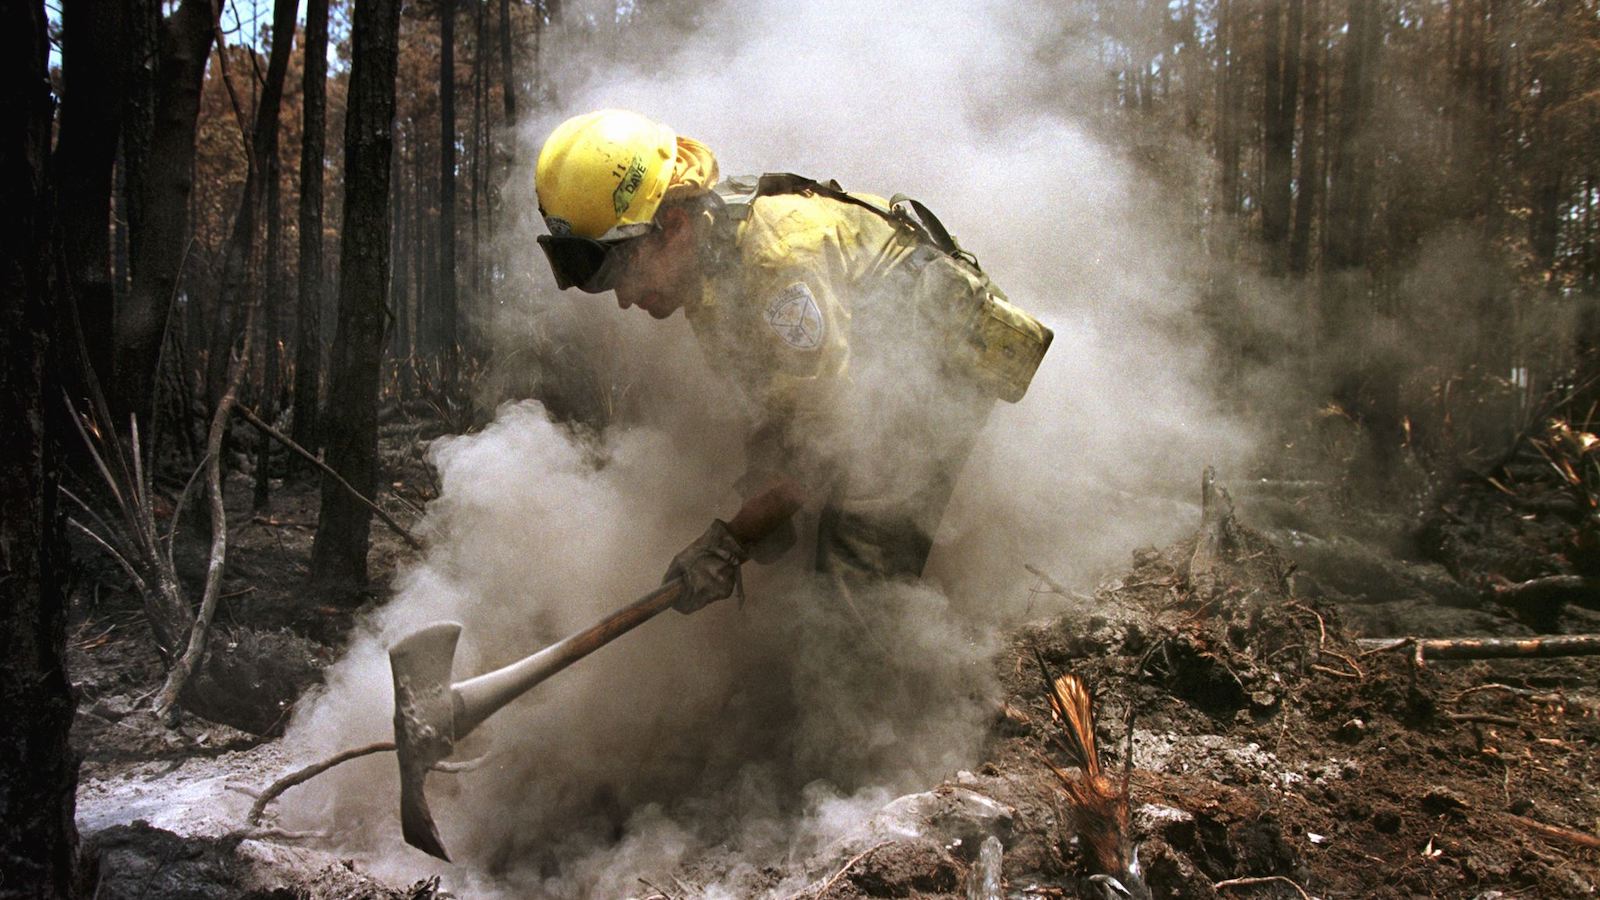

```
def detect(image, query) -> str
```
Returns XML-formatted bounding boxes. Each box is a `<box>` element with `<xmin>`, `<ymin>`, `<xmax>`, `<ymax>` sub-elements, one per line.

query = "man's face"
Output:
<box><xmin>613</xmin><ymin>209</ymin><xmax>698</xmax><ymax>319</ymax></box>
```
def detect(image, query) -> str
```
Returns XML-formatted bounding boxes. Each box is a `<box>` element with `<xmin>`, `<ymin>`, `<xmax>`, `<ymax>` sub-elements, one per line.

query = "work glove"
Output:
<box><xmin>663</xmin><ymin>519</ymin><xmax>747</xmax><ymax>614</ymax></box>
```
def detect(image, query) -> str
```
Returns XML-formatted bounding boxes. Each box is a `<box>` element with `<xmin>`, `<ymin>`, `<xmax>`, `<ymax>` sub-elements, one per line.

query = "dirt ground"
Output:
<box><xmin>66</xmin><ymin>424</ymin><xmax>1600</xmax><ymax>899</ymax></box>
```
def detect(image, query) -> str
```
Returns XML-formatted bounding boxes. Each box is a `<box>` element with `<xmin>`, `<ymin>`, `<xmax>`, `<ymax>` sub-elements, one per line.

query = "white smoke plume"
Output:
<box><xmin>279</xmin><ymin>0</ymin><xmax>1258</xmax><ymax>894</ymax></box>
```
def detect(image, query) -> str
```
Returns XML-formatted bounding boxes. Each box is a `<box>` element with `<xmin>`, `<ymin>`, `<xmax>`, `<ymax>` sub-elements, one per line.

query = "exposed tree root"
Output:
<box><xmin>1214</xmin><ymin>875</ymin><xmax>1314</xmax><ymax>899</ymax></box>
<box><xmin>235</xmin><ymin>403</ymin><xmax>423</xmax><ymax>550</ymax></box>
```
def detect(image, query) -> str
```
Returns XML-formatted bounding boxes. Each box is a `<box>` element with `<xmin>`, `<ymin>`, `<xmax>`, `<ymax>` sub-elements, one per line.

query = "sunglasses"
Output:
<box><xmin>537</xmin><ymin>222</ymin><xmax>657</xmax><ymax>294</ymax></box>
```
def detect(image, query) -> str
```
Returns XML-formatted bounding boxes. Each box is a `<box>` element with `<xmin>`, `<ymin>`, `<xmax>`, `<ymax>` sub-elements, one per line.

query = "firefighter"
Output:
<box><xmin>533</xmin><ymin>109</ymin><xmax>1051</xmax><ymax>616</ymax></box>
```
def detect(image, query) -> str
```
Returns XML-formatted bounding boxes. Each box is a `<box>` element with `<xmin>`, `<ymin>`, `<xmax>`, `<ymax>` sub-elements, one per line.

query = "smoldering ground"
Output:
<box><xmin>278</xmin><ymin>0</ymin><xmax>1258</xmax><ymax>895</ymax></box>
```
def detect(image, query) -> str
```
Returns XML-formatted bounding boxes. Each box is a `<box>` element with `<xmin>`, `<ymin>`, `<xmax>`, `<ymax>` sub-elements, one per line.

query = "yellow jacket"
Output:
<box><xmin>686</xmin><ymin>188</ymin><xmax>984</xmax><ymax>505</ymax></box>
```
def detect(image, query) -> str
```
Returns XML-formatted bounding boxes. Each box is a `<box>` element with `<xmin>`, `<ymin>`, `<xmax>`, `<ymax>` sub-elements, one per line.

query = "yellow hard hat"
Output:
<box><xmin>535</xmin><ymin>109</ymin><xmax>678</xmax><ymax>240</ymax></box>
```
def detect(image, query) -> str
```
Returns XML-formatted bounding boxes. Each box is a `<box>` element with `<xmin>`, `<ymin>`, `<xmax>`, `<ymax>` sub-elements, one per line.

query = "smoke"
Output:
<box><xmin>279</xmin><ymin>0</ymin><xmax>1258</xmax><ymax>894</ymax></box>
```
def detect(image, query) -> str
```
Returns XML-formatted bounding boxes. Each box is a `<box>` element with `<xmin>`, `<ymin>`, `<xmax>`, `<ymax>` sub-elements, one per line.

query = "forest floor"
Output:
<box><xmin>65</xmin><ymin>420</ymin><xmax>1600</xmax><ymax>899</ymax></box>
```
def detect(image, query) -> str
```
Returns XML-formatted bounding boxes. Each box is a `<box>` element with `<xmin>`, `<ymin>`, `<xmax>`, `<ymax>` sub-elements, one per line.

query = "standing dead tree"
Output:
<box><xmin>120</xmin><ymin>0</ymin><xmax>223</xmax><ymax>438</ymax></box>
<box><xmin>292</xmin><ymin>0</ymin><xmax>332</xmax><ymax>456</ymax></box>
<box><xmin>311</xmin><ymin>0</ymin><xmax>404</xmax><ymax>592</ymax></box>
<box><xmin>1</xmin><ymin>0</ymin><xmax>78</xmax><ymax>889</ymax></box>
<box><xmin>204</xmin><ymin>0</ymin><xmax>297</xmax><ymax>409</ymax></box>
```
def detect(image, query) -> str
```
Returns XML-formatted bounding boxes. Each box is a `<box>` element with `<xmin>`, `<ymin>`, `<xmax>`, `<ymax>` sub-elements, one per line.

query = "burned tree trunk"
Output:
<box><xmin>1324</xmin><ymin>0</ymin><xmax>1379</xmax><ymax>274</ymax></box>
<box><xmin>205</xmin><ymin>0</ymin><xmax>298</xmax><ymax>408</ymax></box>
<box><xmin>52</xmin><ymin>0</ymin><xmax>128</xmax><ymax>396</ymax></box>
<box><xmin>1262</xmin><ymin>0</ymin><xmax>1302</xmax><ymax>276</ymax></box>
<box><xmin>311</xmin><ymin>0</ymin><xmax>403</xmax><ymax>593</ymax></box>
<box><xmin>120</xmin><ymin>0</ymin><xmax>222</xmax><ymax>439</ymax></box>
<box><xmin>0</xmin><ymin>1</ymin><xmax>78</xmax><ymax>892</ymax></box>
<box><xmin>438</xmin><ymin>0</ymin><xmax>460</xmax><ymax>389</ymax></box>
<box><xmin>499</xmin><ymin>0</ymin><xmax>517</xmax><ymax>120</ymax></box>
<box><xmin>254</xmin><ymin>151</ymin><xmax>284</xmax><ymax>511</ymax></box>
<box><xmin>292</xmin><ymin>0</ymin><xmax>331</xmax><ymax>455</ymax></box>
<box><xmin>1289</xmin><ymin>0</ymin><xmax>1323</xmax><ymax>276</ymax></box>
<box><xmin>1215</xmin><ymin>0</ymin><xmax>1241</xmax><ymax>218</ymax></box>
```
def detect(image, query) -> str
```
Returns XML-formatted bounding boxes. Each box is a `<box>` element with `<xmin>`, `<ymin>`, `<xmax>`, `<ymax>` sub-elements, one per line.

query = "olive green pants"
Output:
<box><xmin>813</xmin><ymin>391</ymin><xmax>993</xmax><ymax>584</ymax></box>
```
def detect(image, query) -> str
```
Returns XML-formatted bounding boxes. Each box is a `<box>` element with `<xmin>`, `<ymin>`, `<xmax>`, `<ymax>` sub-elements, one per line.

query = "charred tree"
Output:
<box><xmin>1322</xmin><ymin>0</ymin><xmax>1400</xmax><ymax>483</ymax></box>
<box><xmin>254</xmin><ymin>147</ymin><xmax>284</xmax><ymax>511</ymax></box>
<box><xmin>499</xmin><ymin>0</ymin><xmax>517</xmax><ymax>120</ymax></box>
<box><xmin>1324</xmin><ymin>0</ymin><xmax>1380</xmax><ymax>273</ymax></box>
<box><xmin>119</xmin><ymin>0</ymin><xmax>221</xmax><ymax>441</ymax></box>
<box><xmin>438</xmin><ymin>0</ymin><xmax>460</xmax><ymax>390</ymax></box>
<box><xmin>1215</xmin><ymin>0</ymin><xmax>1242</xmax><ymax>219</ymax></box>
<box><xmin>1262</xmin><ymin>0</ymin><xmax>1302</xmax><ymax>275</ymax></box>
<box><xmin>292</xmin><ymin>0</ymin><xmax>332</xmax><ymax>455</ymax></box>
<box><xmin>205</xmin><ymin>0</ymin><xmax>298</xmax><ymax>408</ymax></box>
<box><xmin>1288</xmin><ymin>0</ymin><xmax>1323</xmax><ymax>276</ymax></box>
<box><xmin>311</xmin><ymin>0</ymin><xmax>403</xmax><ymax>593</ymax></box>
<box><xmin>0</xmin><ymin>1</ymin><xmax>78</xmax><ymax>893</ymax></box>
<box><xmin>52</xmin><ymin>0</ymin><xmax>128</xmax><ymax>397</ymax></box>
<box><xmin>471</xmin><ymin>0</ymin><xmax>486</xmax><ymax>345</ymax></box>
<box><xmin>390</xmin><ymin>124</ymin><xmax>410</xmax><ymax>393</ymax></box>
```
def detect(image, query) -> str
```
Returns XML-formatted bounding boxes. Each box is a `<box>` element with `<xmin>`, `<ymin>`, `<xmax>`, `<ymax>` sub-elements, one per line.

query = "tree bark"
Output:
<box><xmin>292</xmin><ymin>0</ymin><xmax>331</xmax><ymax>455</ymax></box>
<box><xmin>1215</xmin><ymin>0</ymin><xmax>1240</xmax><ymax>218</ymax></box>
<box><xmin>1324</xmin><ymin>0</ymin><xmax>1378</xmax><ymax>273</ymax></box>
<box><xmin>471</xmin><ymin>0</ymin><xmax>486</xmax><ymax>356</ymax></box>
<box><xmin>1261</xmin><ymin>0</ymin><xmax>1287</xmax><ymax>269</ymax></box>
<box><xmin>1358</xmin><ymin>635</ymin><xmax>1600</xmax><ymax>660</ymax></box>
<box><xmin>0</xmin><ymin>1</ymin><xmax>78</xmax><ymax>892</ymax></box>
<box><xmin>391</xmin><ymin>128</ymin><xmax>412</xmax><ymax>396</ymax></box>
<box><xmin>438</xmin><ymin>0</ymin><xmax>459</xmax><ymax>389</ymax></box>
<box><xmin>311</xmin><ymin>0</ymin><xmax>402</xmax><ymax>593</ymax></box>
<box><xmin>120</xmin><ymin>0</ymin><xmax>221</xmax><ymax>441</ymax></box>
<box><xmin>499</xmin><ymin>0</ymin><xmax>517</xmax><ymax>120</ymax></box>
<box><xmin>206</xmin><ymin>0</ymin><xmax>298</xmax><ymax>408</ymax></box>
<box><xmin>1289</xmin><ymin>0</ymin><xmax>1323</xmax><ymax>276</ymax></box>
<box><xmin>1263</xmin><ymin>0</ymin><xmax>1302</xmax><ymax>275</ymax></box>
<box><xmin>53</xmin><ymin>0</ymin><xmax>128</xmax><ymax>397</ymax></box>
<box><xmin>254</xmin><ymin>142</ymin><xmax>284</xmax><ymax>511</ymax></box>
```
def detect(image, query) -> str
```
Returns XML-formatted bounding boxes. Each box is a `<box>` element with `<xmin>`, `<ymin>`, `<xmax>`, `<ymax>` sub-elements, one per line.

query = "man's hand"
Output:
<box><xmin>663</xmin><ymin>519</ymin><xmax>748</xmax><ymax>613</ymax></box>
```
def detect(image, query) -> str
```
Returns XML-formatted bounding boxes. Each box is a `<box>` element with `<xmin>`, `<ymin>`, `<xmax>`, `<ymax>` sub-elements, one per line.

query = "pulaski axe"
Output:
<box><xmin>387</xmin><ymin>484</ymin><xmax>802</xmax><ymax>861</ymax></box>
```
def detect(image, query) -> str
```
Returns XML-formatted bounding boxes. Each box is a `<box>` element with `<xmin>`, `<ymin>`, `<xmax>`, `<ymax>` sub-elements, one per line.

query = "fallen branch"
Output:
<box><xmin>1450</xmin><ymin>683</ymin><xmax>1564</xmax><ymax>703</ymax></box>
<box><xmin>250</xmin><ymin>742</ymin><xmax>395</xmax><ymax>825</ymax></box>
<box><xmin>1356</xmin><ymin>635</ymin><xmax>1600</xmax><ymax>661</ymax></box>
<box><xmin>1025</xmin><ymin>563</ymin><xmax>1070</xmax><ymax>595</ymax></box>
<box><xmin>1445</xmin><ymin>713</ymin><xmax>1524</xmax><ymax>729</ymax></box>
<box><xmin>797</xmin><ymin>841</ymin><xmax>892</xmax><ymax>900</ymax></box>
<box><xmin>1492</xmin><ymin>575</ymin><xmax>1600</xmax><ymax>613</ymax></box>
<box><xmin>247</xmin><ymin>742</ymin><xmax>488</xmax><ymax>825</ymax></box>
<box><xmin>1508</xmin><ymin>815</ymin><xmax>1600</xmax><ymax>851</ymax></box>
<box><xmin>1213</xmin><ymin>875</ymin><xmax>1314</xmax><ymax>900</ymax></box>
<box><xmin>237</xmin><ymin>826</ymin><xmax>332</xmax><ymax>842</ymax></box>
<box><xmin>234</xmin><ymin>403</ymin><xmax>423</xmax><ymax>551</ymax></box>
<box><xmin>635</xmin><ymin>878</ymin><xmax>675</xmax><ymax>900</ymax></box>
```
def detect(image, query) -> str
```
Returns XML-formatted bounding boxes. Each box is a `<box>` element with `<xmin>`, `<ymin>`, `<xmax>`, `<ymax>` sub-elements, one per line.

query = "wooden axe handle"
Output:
<box><xmin>726</xmin><ymin>477</ymin><xmax>806</xmax><ymax>548</ymax></box>
<box><xmin>450</xmin><ymin>481</ymin><xmax>803</xmax><ymax>737</ymax></box>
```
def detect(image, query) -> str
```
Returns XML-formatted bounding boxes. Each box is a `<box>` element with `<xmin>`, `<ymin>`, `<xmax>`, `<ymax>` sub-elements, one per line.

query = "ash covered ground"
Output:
<box><xmin>69</xmin><ymin>425</ymin><xmax>1600</xmax><ymax>899</ymax></box>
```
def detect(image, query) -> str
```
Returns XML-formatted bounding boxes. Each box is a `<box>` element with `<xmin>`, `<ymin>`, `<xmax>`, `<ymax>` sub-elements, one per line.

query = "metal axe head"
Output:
<box><xmin>389</xmin><ymin>621</ymin><xmax>465</xmax><ymax>861</ymax></box>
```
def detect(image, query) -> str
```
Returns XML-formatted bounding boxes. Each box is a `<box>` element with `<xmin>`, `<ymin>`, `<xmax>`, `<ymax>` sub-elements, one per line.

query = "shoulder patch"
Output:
<box><xmin>763</xmin><ymin>283</ymin><xmax>825</xmax><ymax>351</ymax></box>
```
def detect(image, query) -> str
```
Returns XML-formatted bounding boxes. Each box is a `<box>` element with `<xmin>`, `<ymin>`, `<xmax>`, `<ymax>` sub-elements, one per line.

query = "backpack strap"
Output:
<box><xmin>888</xmin><ymin>193</ymin><xmax>973</xmax><ymax>265</ymax></box>
<box><xmin>713</xmin><ymin>173</ymin><xmax>985</xmax><ymax>272</ymax></box>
